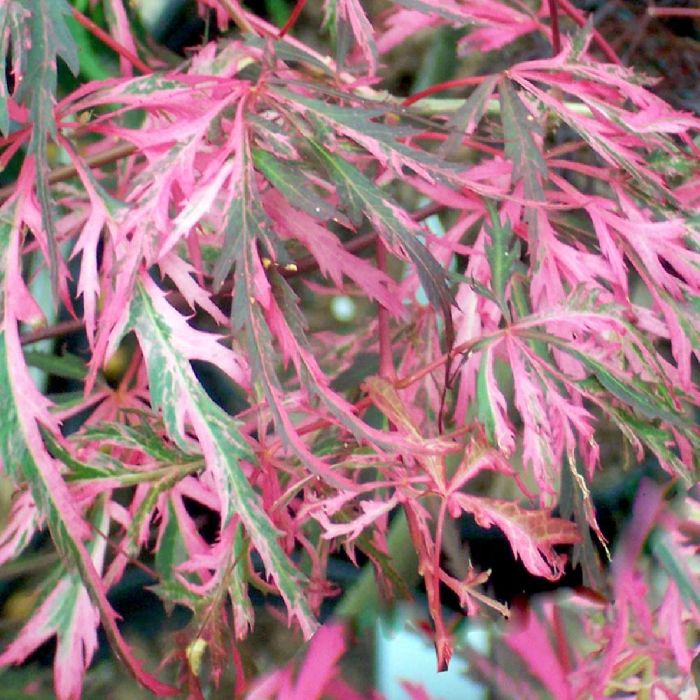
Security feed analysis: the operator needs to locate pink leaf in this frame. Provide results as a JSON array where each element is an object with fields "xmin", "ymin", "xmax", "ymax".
[
  {"xmin": 292, "ymin": 622, "xmax": 347, "ymax": 700},
  {"xmin": 505, "ymin": 604, "xmax": 573, "ymax": 700},
  {"xmin": 450, "ymin": 494, "xmax": 580, "ymax": 580}
]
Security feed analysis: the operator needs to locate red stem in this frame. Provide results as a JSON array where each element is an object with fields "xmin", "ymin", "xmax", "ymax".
[
  {"xmin": 91, "ymin": 524, "xmax": 160, "ymax": 581},
  {"xmin": 396, "ymin": 334, "xmax": 496, "ymax": 390},
  {"xmin": 21, "ymin": 318, "xmax": 84, "ymax": 345},
  {"xmin": 278, "ymin": 0, "xmax": 307, "ymax": 38},
  {"xmin": 71, "ymin": 7, "xmax": 152, "ymax": 75},
  {"xmin": 414, "ymin": 132, "xmax": 503, "ymax": 157},
  {"xmin": 551, "ymin": 605, "xmax": 572, "ymax": 673},
  {"xmin": 648, "ymin": 7, "xmax": 700, "ymax": 18},
  {"xmin": 548, "ymin": 0, "xmax": 561, "ymax": 55},
  {"xmin": 401, "ymin": 75, "xmax": 490, "ymax": 107},
  {"xmin": 554, "ymin": 0, "xmax": 623, "ymax": 65}
]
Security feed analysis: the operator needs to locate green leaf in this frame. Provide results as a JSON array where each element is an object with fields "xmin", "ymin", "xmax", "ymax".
[
  {"xmin": 579, "ymin": 381, "xmax": 696, "ymax": 485},
  {"xmin": 499, "ymin": 80, "xmax": 546, "ymax": 200},
  {"xmin": 252, "ymin": 147, "xmax": 335, "ymax": 220},
  {"xmin": 476, "ymin": 350, "xmax": 497, "ymax": 444},
  {"xmin": 227, "ymin": 523, "xmax": 255, "ymax": 638},
  {"xmin": 484, "ymin": 201, "xmax": 520, "ymax": 315},
  {"xmin": 571, "ymin": 351, "xmax": 686, "ymax": 427},
  {"xmin": 441, "ymin": 75, "xmax": 500, "ymax": 155},
  {"xmin": 127, "ymin": 469, "xmax": 189, "ymax": 557},
  {"xmin": 649, "ymin": 528, "xmax": 700, "ymax": 608},
  {"xmin": 42, "ymin": 427, "xmax": 120, "ymax": 481},
  {"xmin": 154, "ymin": 499, "xmax": 189, "ymax": 583},
  {"xmin": 393, "ymin": 0, "xmax": 466, "ymax": 23},
  {"xmin": 80, "ymin": 419, "xmax": 197, "ymax": 465},
  {"xmin": 24, "ymin": 350, "xmax": 87, "ymax": 381},
  {"xmin": 559, "ymin": 459, "xmax": 607, "ymax": 590},
  {"xmin": 246, "ymin": 35, "xmax": 333, "ymax": 76}
]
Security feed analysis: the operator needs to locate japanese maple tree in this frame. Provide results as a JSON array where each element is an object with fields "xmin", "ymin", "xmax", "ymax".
[{"xmin": 0, "ymin": 0, "xmax": 697, "ymax": 697}]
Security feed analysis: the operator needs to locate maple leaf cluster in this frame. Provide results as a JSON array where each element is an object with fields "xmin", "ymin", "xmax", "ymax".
[{"xmin": 0, "ymin": 0, "xmax": 697, "ymax": 697}]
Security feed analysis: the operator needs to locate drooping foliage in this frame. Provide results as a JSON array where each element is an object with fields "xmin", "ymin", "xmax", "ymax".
[{"xmin": 0, "ymin": 0, "xmax": 697, "ymax": 696}]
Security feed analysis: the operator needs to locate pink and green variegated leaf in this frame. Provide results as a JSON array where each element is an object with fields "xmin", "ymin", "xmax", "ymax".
[
  {"xmin": 315, "ymin": 495, "xmax": 399, "ymax": 541},
  {"xmin": 394, "ymin": 0, "xmax": 535, "ymax": 36},
  {"xmin": 0, "ymin": 199, "xmax": 177, "ymax": 697},
  {"xmin": 158, "ymin": 253, "xmax": 228, "ymax": 326},
  {"xmin": 0, "ymin": 490, "xmax": 40, "ymax": 566},
  {"xmin": 14, "ymin": 0, "xmax": 80, "ymax": 294},
  {"xmin": 309, "ymin": 140, "xmax": 455, "ymax": 347},
  {"xmin": 504, "ymin": 336, "xmax": 558, "ymax": 497},
  {"xmin": 323, "ymin": 0, "xmax": 379, "ymax": 75},
  {"xmin": 212, "ymin": 99, "xmax": 287, "ymax": 292},
  {"xmin": 475, "ymin": 346, "xmax": 515, "ymax": 454},
  {"xmin": 149, "ymin": 494, "xmax": 213, "ymax": 611},
  {"xmin": 362, "ymin": 375, "xmax": 456, "ymax": 487},
  {"xmin": 450, "ymin": 494, "xmax": 580, "ymax": 580},
  {"xmin": 0, "ymin": 499, "xmax": 110, "ymax": 700},
  {"xmin": 390, "ymin": 0, "xmax": 467, "ymax": 24},
  {"xmin": 392, "ymin": 0, "xmax": 540, "ymax": 42},
  {"xmin": 591, "ymin": 399, "xmax": 697, "ymax": 484},
  {"xmin": 164, "ymin": 515, "xmax": 256, "ymax": 641},
  {"xmin": 277, "ymin": 89, "xmax": 459, "ymax": 183},
  {"xmin": 234, "ymin": 251, "xmax": 358, "ymax": 491},
  {"xmin": 60, "ymin": 136, "xmax": 127, "ymax": 347},
  {"xmin": 79, "ymin": 419, "xmax": 199, "ymax": 469},
  {"xmin": 510, "ymin": 74, "xmax": 670, "ymax": 200},
  {"xmin": 0, "ymin": 1, "xmax": 25, "ymax": 137},
  {"xmin": 121, "ymin": 275, "xmax": 318, "ymax": 638},
  {"xmin": 263, "ymin": 190, "xmax": 403, "ymax": 315},
  {"xmin": 566, "ymin": 347, "xmax": 690, "ymax": 429},
  {"xmin": 217, "ymin": 115, "xmax": 360, "ymax": 489}
]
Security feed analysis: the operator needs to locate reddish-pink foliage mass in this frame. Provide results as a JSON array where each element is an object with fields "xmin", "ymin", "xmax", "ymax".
[{"xmin": 0, "ymin": 0, "xmax": 697, "ymax": 697}]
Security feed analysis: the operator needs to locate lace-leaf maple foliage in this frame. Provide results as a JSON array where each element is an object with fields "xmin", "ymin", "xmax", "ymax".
[{"xmin": 0, "ymin": 0, "xmax": 697, "ymax": 697}]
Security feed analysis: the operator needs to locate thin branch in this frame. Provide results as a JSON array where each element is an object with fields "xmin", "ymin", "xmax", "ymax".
[
  {"xmin": 21, "ymin": 318, "xmax": 85, "ymax": 346},
  {"xmin": 406, "ymin": 96, "xmax": 593, "ymax": 119},
  {"xmin": 402, "ymin": 75, "xmax": 491, "ymax": 107},
  {"xmin": 217, "ymin": 0, "xmax": 258, "ymax": 35},
  {"xmin": 555, "ymin": 0, "xmax": 623, "ymax": 65},
  {"xmin": 278, "ymin": 0, "xmax": 308, "ymax": 38},
  {"xmin": 548, "ymin": 0, "xmax": 561, "ymax": 56},
  {"xmin": 396, "ymin": 334, "xmax": 498, "ymax": 391},
  {"xmin": 71, "ymin": 7, "xmax": 152, "ymax": 75},
  {"xmin": 0, "ymin": 141, "xmax": 138, "ymax": 203},
  {"xmin": 647, "ymin": 7, "xmax": 700, "ymax": 18}
]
